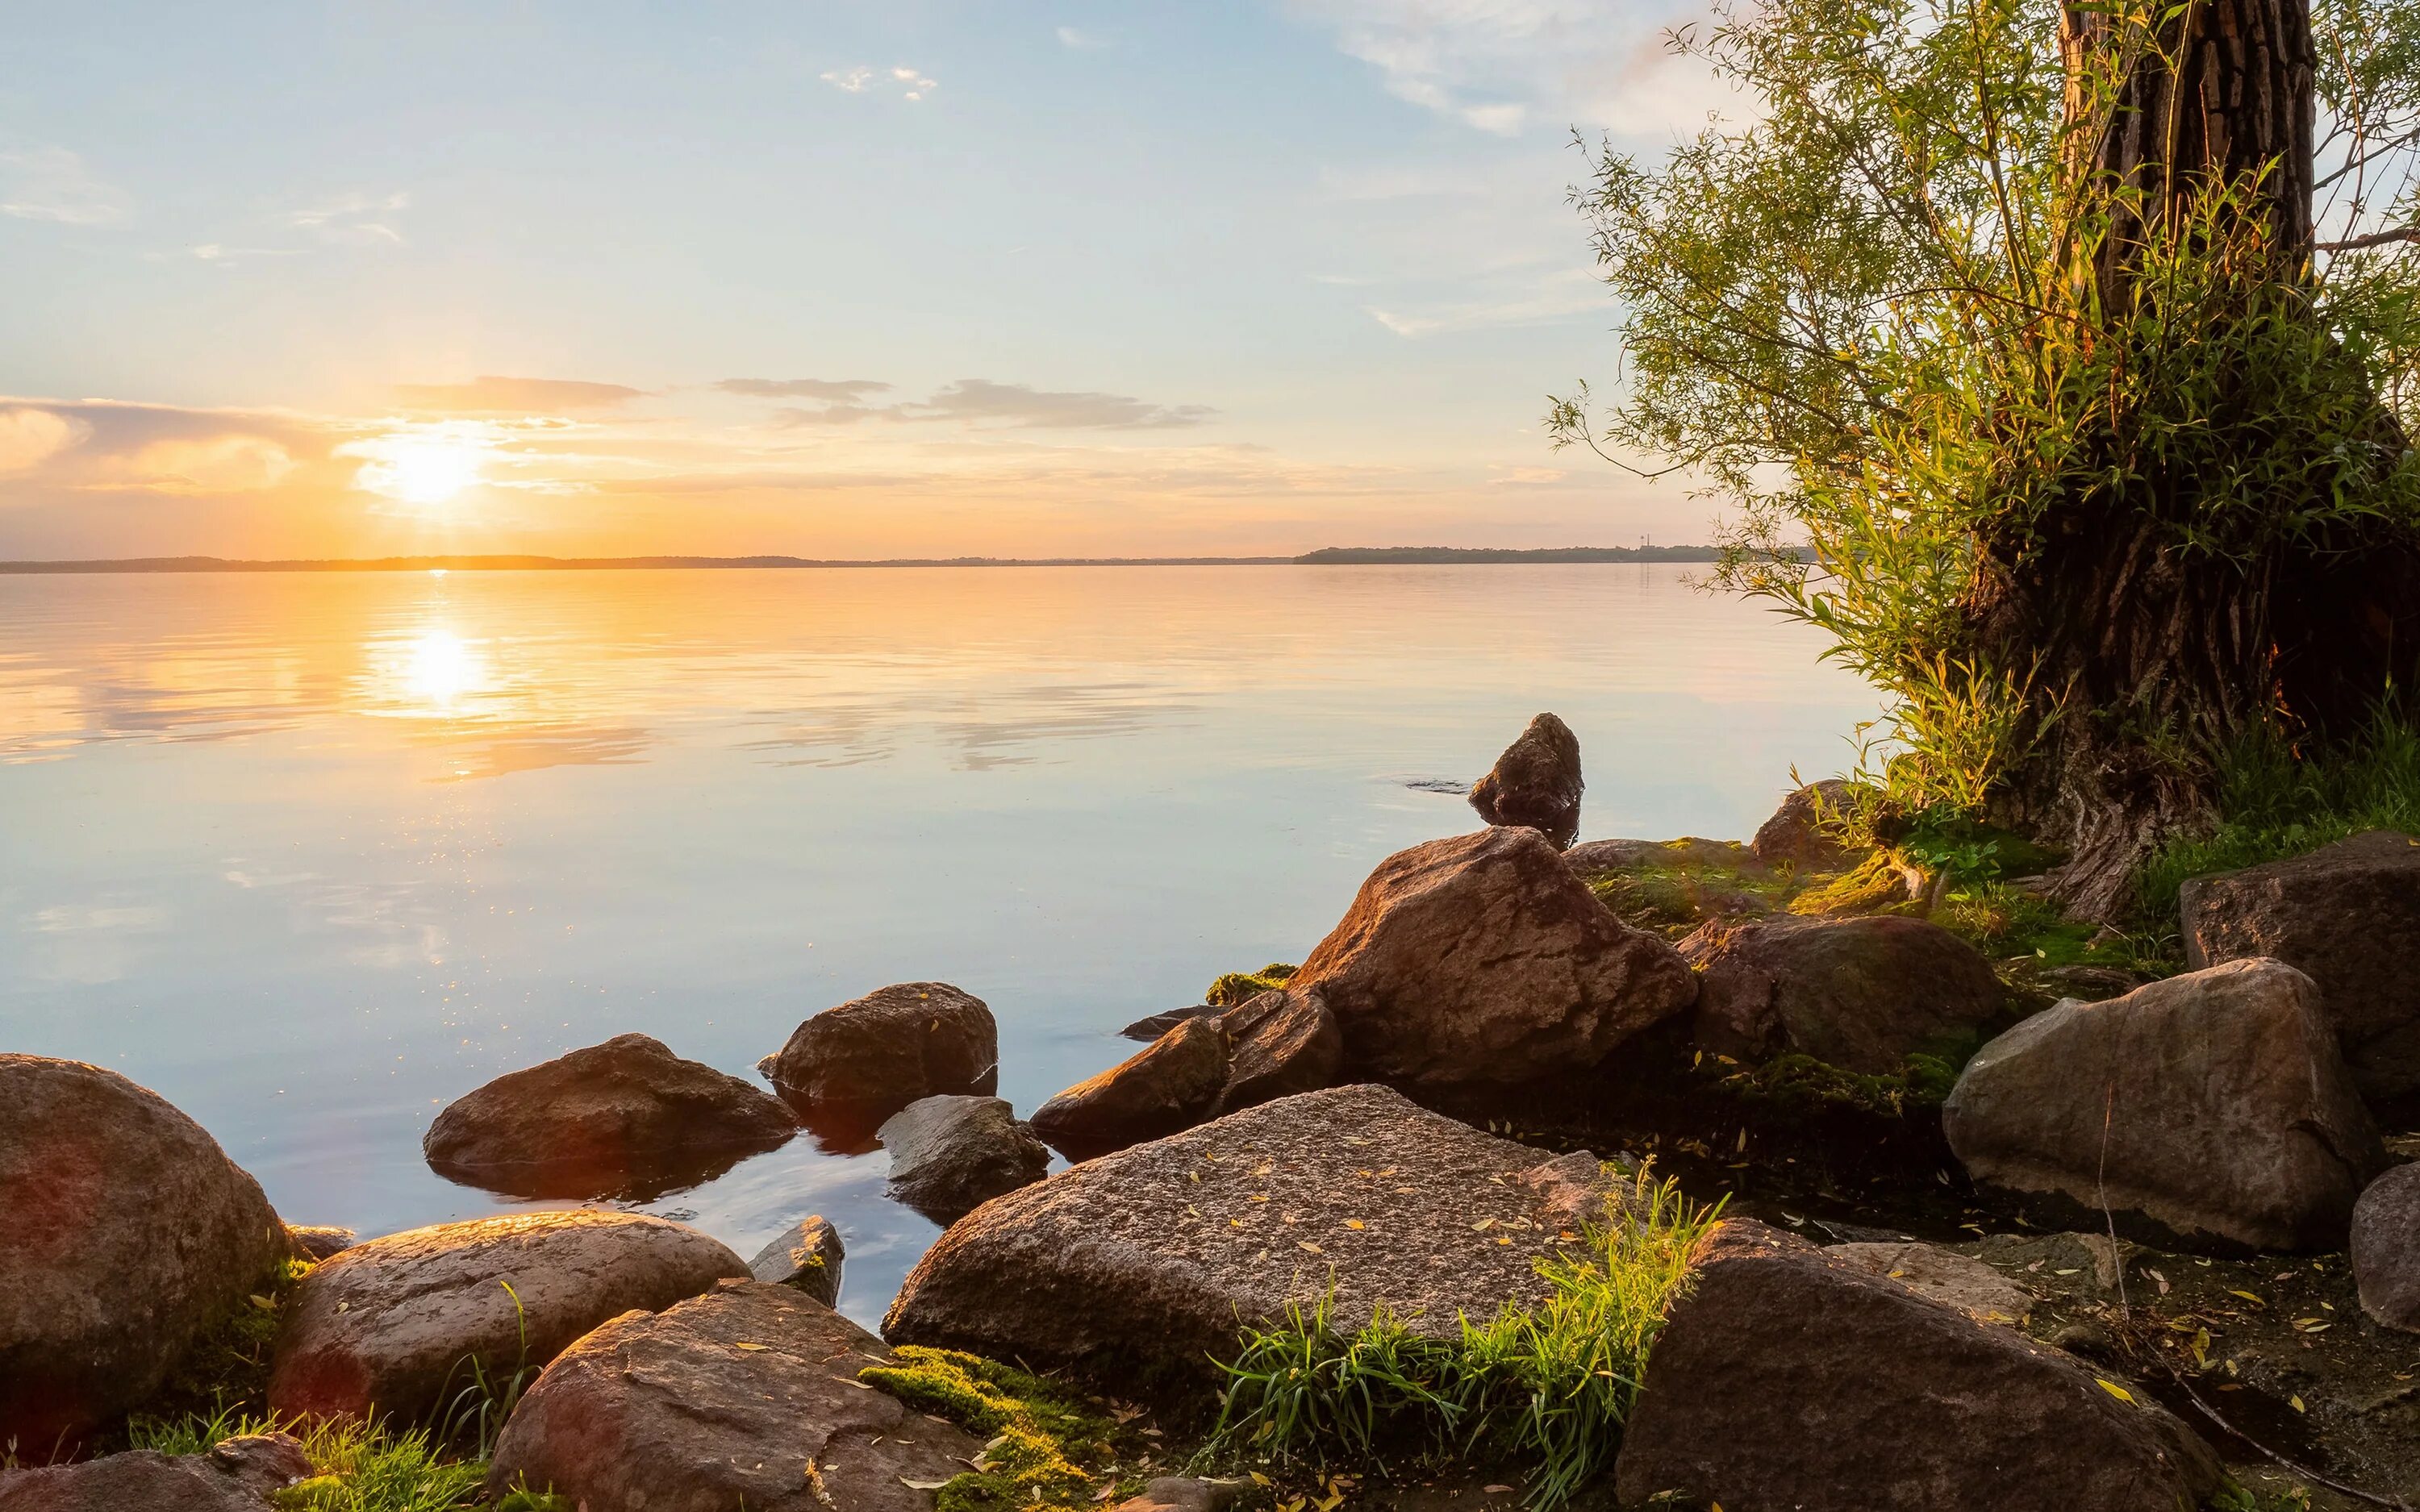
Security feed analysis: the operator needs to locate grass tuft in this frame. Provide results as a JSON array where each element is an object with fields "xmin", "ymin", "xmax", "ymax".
[{"xmin": 127, "ymin": 1410, "xmax": 486, "ymax": 1512}]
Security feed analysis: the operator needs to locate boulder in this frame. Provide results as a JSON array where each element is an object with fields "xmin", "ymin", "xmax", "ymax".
[
  {"xmin": 1683, "ymin": 914, "xmax": 2009, "ymax": 1073},
  {"xmin": 268, "ymin": 1210, "xmax": 747, "ymax": 1423},
  {"xmin": 1613, "ymin": 1221, "xmax": 2223, "ymax": 1512},
  {"xmin": 1217, "ymin": 989, "xmax": 1341, "ymax": 1111},
  {"xmin": 885, "ymin": 1085, "xmax": 1613, "ymax": 1384},
  {"xmin": 1750, "ymin": 778, "xmax": 1866, "ymax": 868},
  {"xmin": 0, "ymin": 1056, "xmax": 290, "ymax": 1456},
  {"xmin": 0, "ymin": 1433, "xmax": 311, "ymax": 1512},
  {"xmin": 749, "ymin": 1215, "xmax": 846, "ymax": 1308},
  {"xmin": 1291, "ymin": 828, "xmax": 1697, "ymax": 1085},
  {"xmin": 1119, "ymin": 1004, "xmax": 1218, "ymax": 1043},
  {"xmin": 1032, "ymin": 1014, "xmax": 1229, "ymax": 1160},
  {"xmin": 1824, "ymin": 1240, "xmax": 2033, "ymax": 1325},
  {"xmin": 486, "ymin": 1281, "xmax": 983, "ymax": 1512},
  {"xmin": 878, "ymin": 1095, "xmax": 1052, "ymax": 1222},
  {"xmin": 423, "ymin": 1033, "xmax": 795, "ymax": 1200},
  {"xmin": 1467, "ymin": 712, "xmax": 1583, "ymax": 849},
  {"xmin": 761, "ymin": 983, "xmax": 999, "ymax": 1135},
  {"xmin": 2181, "ymin": 830, "xmax": 2420, "ymax": 1109},
  {"xmin": 286, "ymin": 1226, "xmax": 357, "ymax": 1260},
  {"xmin": 2351, "ymin": 1162, "xmax": 2420, "ymax": 1332},
  {"xmin": 1943, "ymin": 960, "xmax": 2386, "ymax": 1252}
]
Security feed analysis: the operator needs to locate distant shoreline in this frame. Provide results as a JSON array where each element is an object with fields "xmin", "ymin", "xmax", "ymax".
[{"xmin": 0, "ymin": 545, "xmax": 1737, "ymax": 574}]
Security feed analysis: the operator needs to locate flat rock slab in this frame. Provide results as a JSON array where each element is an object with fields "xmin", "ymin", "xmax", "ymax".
[
  {"xmin": 269, "ymin": 1210, "xmax": 748, "ymax": 1423},
  {"xmin": 884, "ymin": 1084, "xmax": 1611, "ymax": 1385},
  {"xmin": 0, "ymin": 1433, "xmax": 311, "ymax": 1512},
  {"xmin": 1614, "ymin": 1222, "xmax": 2222, "ymax": 1512},
  {"xmin": 1825, "ymin": 1240, "xmax": 2034, "ymax": 1325},
  {"xmin": 488, "ymin": 1280, "xmax": 983, "ymax": 1512}
]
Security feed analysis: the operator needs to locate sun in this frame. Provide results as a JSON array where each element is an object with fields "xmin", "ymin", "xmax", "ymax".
[{"xmin": 344, "ymin": 425, "xmax": 497, "ymax": 508}]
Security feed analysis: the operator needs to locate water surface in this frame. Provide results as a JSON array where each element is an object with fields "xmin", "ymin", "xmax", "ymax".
[{"xmin": 0, "ymin": 565, "xmax": 1877, "ymax": 1323}]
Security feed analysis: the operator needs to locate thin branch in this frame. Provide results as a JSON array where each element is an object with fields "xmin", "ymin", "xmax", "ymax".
[{"xmin": 2318, "ymin": 224, "xmax": 2420, "ymax": 251}]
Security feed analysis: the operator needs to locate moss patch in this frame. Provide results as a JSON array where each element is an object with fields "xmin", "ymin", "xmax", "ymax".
[
  {"xmin": 1207, "ymin": 964, "xmax": 1297, "ymax": 1008},
  {"xmin": 861, "ymin": 1347, "xmax": 1135, "ymax": 1512}
]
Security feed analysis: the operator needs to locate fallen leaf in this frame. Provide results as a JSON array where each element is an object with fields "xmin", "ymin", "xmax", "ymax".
[
  {"xmin": 2095, "ymin": 1379, "xmax": 2134, "ymax": 1404},
  {"xmin": 1300, "ymin": 1242, "xmax": 1324, "ymax": 1254},
  {"xmin": 733, "ymin": 1342, "xmax": 771, "ymax": 1352},
  {"xmin": 1250, "ymin": 1472, "xmax": 1272, "ymax": 1487},
  {"xmin": 900, "ymin": 1478, "xmax": 956, "ymax": 1490},
  {"xmin": 1344, "ymin": 1219, "xmax": 1366, "ymax": 1230},
  {"xmin": 2290, "ymin": 1395, "xmax": 2306, "ymax": 1413},
  {"xmin": 1473, "ymin": 1218, "xmax": 1495, "ymax": 1231},
  {"xmin": 1483, "ymin": 1486, "xmax": 1514, "ymax": 1494}
]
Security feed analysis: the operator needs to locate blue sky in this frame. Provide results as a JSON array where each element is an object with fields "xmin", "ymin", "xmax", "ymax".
[{"xmin": 0, "ymin": 2, "xmax": 1729, "ymax": 558}]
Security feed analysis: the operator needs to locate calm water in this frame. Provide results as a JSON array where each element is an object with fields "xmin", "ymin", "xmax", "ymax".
[{"xmin": 0, "ymin": 565, "xmax": 1877, "ymax": 1324}]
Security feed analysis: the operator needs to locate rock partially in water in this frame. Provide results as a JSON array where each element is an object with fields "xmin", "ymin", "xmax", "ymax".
[
  {"xmin": 1118, "ymin": 1004, "xmax": 1219, "ymax": 1043},
  {"xmin": 0, "ymin": 1432, "xmax": 312, "ymax": 1512},
  {"xmin": 2181, "ymin": 829, "xmax": 2420, "ymax": 1110},
  {"xmin": 1944, "ymin": 959, "xmax": 2386, "ymax": 1252},
  {"xmin": 1216, "ymin": 988, "xmax": 1341, "ymax": 1112},
  {"xmin": 1031, "ymin": 1015, "xmax": 1229, "ymax": 1160},
  {"xmin": 2351, "ymin": 1162, "xmax": 2420, "ymax": 1332},
  {"xmin": 286, "ymin": 1226, "xmax": 357, "ymax": 1261},
  {"xmin": 0, "ymin": 1055, "xmax": 290, "ymax": 1458},
  {"xmin": 1467, "ymin": 712, "xmax": 1583, "ymax": 850},
  {"xmin": 1292, "ymin": 827, "xmax": 1696, "ymax": 1085},
  {"xmin": 268, "ymin": 1210, "xmax": 747, "ymax": 1424},
  {"xmin": 487, "ymin": 1280, "xmax": 983, "ymax": 1512},
  {"xmin": 886, "ymin": 1085, "xmax": 1614, "ymax": 1385},
  {"xmin": 761, "ymin": 983, "xmax": 999, "ymax": 1139},
  {"xmin": 1613, "ymin": 1220, "xmax": 2223, "ymax": 1512},
  {"xmin": 1749, "ymin": 778, "xmax": 1867, "ymax": 869},
  {"xmin": 749, "ymin": 1215, "xmax": 845, "ymax": 1308},
  {"xmin": 879, "ymin": 1095, "xmax": 1052, "ymax": 1222},
  {"xmin": 423, "ymin": 1032, "xmax": 795, "ymax": 1201},
  {"xmin": 1683, "ymin": 914, "xmax": 2008, "ymax": 1074}
]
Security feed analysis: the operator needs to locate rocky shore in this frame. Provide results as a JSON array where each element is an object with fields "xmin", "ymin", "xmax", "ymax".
[{"xmin": 2, "ymin": 716, "xmax": 2415, "ymax": 1511}]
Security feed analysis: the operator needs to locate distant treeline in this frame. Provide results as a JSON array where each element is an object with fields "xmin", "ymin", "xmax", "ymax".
[{"xmin": 0, "ymin": 546, "xmax": 1788, "ymax": 573}]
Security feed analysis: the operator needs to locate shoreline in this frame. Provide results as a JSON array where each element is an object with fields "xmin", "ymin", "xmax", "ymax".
[{"xmin": 0, "ymin": 546, "xmax": 1738, "ymax": 574}]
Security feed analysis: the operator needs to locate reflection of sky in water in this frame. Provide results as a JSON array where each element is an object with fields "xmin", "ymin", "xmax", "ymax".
[{"xmin": 0, "ymin": 565, "xmax": 1880, "ymax": 1324}]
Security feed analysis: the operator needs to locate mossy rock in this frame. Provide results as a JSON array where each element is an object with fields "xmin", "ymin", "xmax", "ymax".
[
  {"xmin": 1206, "ymin": 964, "xmax": 1296, "ymax": 1008},
  {"xmin": 860, "ymin": 1347, "xmax": 1135, "ymax": 1512}
]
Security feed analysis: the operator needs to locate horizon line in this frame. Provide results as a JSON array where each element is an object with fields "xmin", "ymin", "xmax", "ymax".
[{"xmin": 0, "ymin": 545, "xmax": 1738, "ymax": 575}]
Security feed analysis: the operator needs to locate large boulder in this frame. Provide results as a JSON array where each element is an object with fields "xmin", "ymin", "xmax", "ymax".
[
  {"xmin": 1291, "ymin": 828, "xmax": 1697, "ymax": 1085},
  {"xmin": 885, "ymin": 1085, "xmax": 1618, "ymax": 1384},
  {"xmin": 423, "ymin": 1033, "xmax": 795, "ymax": 1200},
  {"xmin": 0, "ymin": 1433, "xmax": 311, "ymax": 1512},
  {"xmin": 761, "ymin": 983, "xmax": 999, "ymax": 1135},
  {"xmin": 0, "ymin": 1056, "xmax": 290, "ymax": 1456},
  {"xmin": 268, "ymin": 1210, "xmax": 747, "ymax": 1423},
  {"xmin": 879, "ymin": 1095, "xmax": 1052, "ymax": 1222},
  {"xmin": 1943, "ymin": 960, "xmax": 2386, "ymax": 1252},
  {"xmin": 2351, "ymin": 1162, "xmax": 2420, "ymax": 1332},
  {"xmin": 749, "ymin": 1215, "xmax": 846, "ymax": 1307},
  {"xmin": 1467, "ymin": 712, "xmax": 1583, "ymax": 849},
  {"xmin": 1218, "ymin": 989, "xmax": 1341, "ymax": 1110},
  {"xmin": 2181, "ymin": 830, "xmax": 2420, "ymax": 1109},
  {"xmin": 487, "ymin": 1281, "xmax": 983, "ymax": 1512},
  {"xmin": 1613, "ymin": 1221, "xmax": 2224, "ymax": 1512},
  {"xmin": 1683, "ymin": 914, "xmax": 2009, "ymax": 1073},
  {"xmin": 1749, "ymin": 778, "xmax": 1867, "ymax": 868},
  {"xmin": 1031, "ymin": 1014, "xmax": 1229, "ymax": 1160}
]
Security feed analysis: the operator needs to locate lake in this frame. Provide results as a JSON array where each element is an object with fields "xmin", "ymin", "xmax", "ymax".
[{"xmin": 0, "ymin": 564, "xmax": 1879, "ymax": 1325}]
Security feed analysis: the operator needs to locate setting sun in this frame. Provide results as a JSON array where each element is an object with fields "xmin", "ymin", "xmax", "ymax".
[{"xmin": 344, "ymin": 427, "xmax": 494, "ymax": 509}]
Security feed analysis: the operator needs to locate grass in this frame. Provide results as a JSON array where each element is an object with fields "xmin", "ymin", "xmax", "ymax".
[
  {"xmin": 429, "ymin": 1281, "xmax": 533, "ymax": 1460},
  {"xmin": 126, "ymin": 1255, "xmax": 315, "ymax": 1434},
  {"xmin": 1207, "ymin": 963, "xmax": 1298, "ymax": 1008},
  {"xmin": 1583, "ymin": 853, "xmax": 1800, "ymax": 939},
  {"xmin": 1208, "ymin": 1173, "xmax": 1721, "ymax": 1510},
  {"xmin": 127, "ymin": 1409, "xmax": 490, "ymax": 1512},
  {"xmin": 858, "ymin": 1347, "xmax": 1132, "ymax": 1512}
]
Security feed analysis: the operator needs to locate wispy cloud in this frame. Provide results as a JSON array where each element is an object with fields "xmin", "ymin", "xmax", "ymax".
[
  {"xmin": 716, "ymin": 377, "xmax": 893, "ymax": 401},
  {"xmin": 0, "ymin": 406, "xmax": 86, "ymax": 473},
  {"xmin": 0, "ymin": 144, "xmax": 131, "ymax": 226},
  {"xmin": 1363, "ymin": 268, "xmax": 1603, "ymax": 336},
  {"xmin": 727, "ymin": 376, "xmax": 1214, "ymax": 431},
  {"xmin": 1057, "ymin": 26, "xmax": 1110, "ymax": 49},
  {"xmin": 283, "ymin": 190, "xmax": 409, "ymax": 245},
  {"xmin": 820, "ymin": 65, "xmax": 937, "ymax": 101},
  {"xmin": 394, "ymin": 377, "xmax": 647, "ymax": 413}
]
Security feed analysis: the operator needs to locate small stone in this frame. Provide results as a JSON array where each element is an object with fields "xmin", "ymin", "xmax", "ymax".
[
  {"xmin": 286, "ymin": 1227, "xmax": 357, "ymax": 1261},
  {"xmin": 878, "ymin": 1095, "xmax": 1052, "ymax": 1223},
  {"xmin": 749, "ymin": 1215, "xmax": 846, "ymax": 1308},
  {"xmin": 1467, "ymin": 713, "xmax": 1583, "ymax": 849}
]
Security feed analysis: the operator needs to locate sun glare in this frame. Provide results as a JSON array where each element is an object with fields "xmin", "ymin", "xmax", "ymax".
[
  {"xmin": 401, "ymin": 629, "xmax": 487, "ymax": 709},
  {"xmin": 344, "ymin": 425, "xmax": 499, "ymax": 509}
]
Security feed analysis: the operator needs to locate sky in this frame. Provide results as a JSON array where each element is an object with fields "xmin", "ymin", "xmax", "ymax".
[{"xmin": 0, "ymin": 2, "xmax": 1736, "ymax": 560}]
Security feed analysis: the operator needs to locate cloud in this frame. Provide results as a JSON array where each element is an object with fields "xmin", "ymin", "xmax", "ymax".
[
  {"xmin": 93, "ymin": 435, "xmax": 298, "ymax": 495},
  {"xmin": 822, "ymin": 65, "xmax": 936, "ymax": 101},
  {"xmin": 899, "ymin": 380, "xmax": 1214, "ymax": 430},
  {"xmin": 0, "ymin": 144, "xmax": 131, "ymax": 226},
  {"xmin": 188, "ymin": 244, "xmax": 307, "ymax": 264},
  {"xmin": 283, "ymin": 191, "xmax": 408, "ymax": 245},
  {"xmin": 0, "ymin": 406, "xmax": 86, "ymax": 473},
  {"xmin": 1491, "ymin": 465, "xmax": 1569, "ymax": 485},
  {"xmin": 1365, "ymin": 268, "xmax": 1604, "ymax": 335},
  {"xmin": 716, "ymin": 377, "xmax": 893, "ymax": 401},
  {"xmin": 1057, "ymin": 26, "xmax": 1110, "ymax": 48},
  {"xmin": 394, "ymin": 377, "xmax": 646, "ymax": 413}
]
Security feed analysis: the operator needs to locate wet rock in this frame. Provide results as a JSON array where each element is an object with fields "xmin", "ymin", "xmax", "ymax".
[
  {"xmin": 1825, "ymin": 1239, "xmax": 2034, "ymax": 1325},
  {"xmin": 1683, "ymin": 914, "xmax": 2009, "ymax": 1074},
  {"xmin": 1031, "ymin": 1016, "xmax": 1228, "ymax": 1160},
  {"xmin": 1750, "ymin": 778, "xmax": 1867, "ymax": 868},
  {"xmin": 268, "ymin": 1210, "xmax": 748, "ymax": 1424},
  {"xmin": 423, "ymin": 1033, "xmax": 795, "ymax": 1200},
  {"xmin": 749, "ymin": 1216, "xmax": 845, "ymax": 1308},
  {"xmin": 1612, "ymin": 1220, "xmax": 2223, "ymax": 1512},
  {"xmin": 0, "ymin": 1056, "xmax": 290, "ymax": 1457},
  {"xmin": 1943, "ymin": 960, "xmax": 2386, "ymax": 1252},
  {"xmin": 1291, "ymin": 827, "xmax": 1696, "ymax": 1086},
  {"xmin": 0, "ymin": 1432, "xmax": 311, "ymax": 1512},
  {"xmin": 886, "ymin": 1085, "xmax": 1613, "ymax": 1385},
  {"xmin": 286, "ymin": 1226, "xmax": 357, "ymax": 1261},
  {"xmin": 487, "ymin": 1280, "xmax": 983, "ymax": 1512},
  {"xmin": 2181, "ymin": 830, "xmax": 2420, "ymax": 1110},
  {"xmin": 1217, "ymin": 989, "xmax": 1341, "ymax": 1111},
  {"xmin": 2351, "ymin": 1162, "xmax": 2420, "ymax": 1332},
  {"xmin": 879, "ymin": 1095, "xmax": 1052, "ymax": 1223},
  {"xmin": 761, "ymin": 983, "xmax": 999, "ymax": 1136},
  {"xmin": 1119, "ymin": 1005, "xmax": 1218, "ymax": 1043},
  {"xmin": 1467, "ymin": 712, "xmax": 1583, "ymax": 849}
]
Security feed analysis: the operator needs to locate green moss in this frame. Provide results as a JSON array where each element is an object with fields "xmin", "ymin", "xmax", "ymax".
[
  {"xmin": 128, "ymin": 1411, "xmax": 485, "ymax": 1512},
  {"xmin": 1207, "ymin": 963, "xmax": 1298, "ymax": 1008},
  {"xmin": 860, "ymin": 1347, "xmax": 1130, "ymax": 1512},
  {"xmin": 1583, "ymin": 849, "xmax": 1803, "ymax": 939}
]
